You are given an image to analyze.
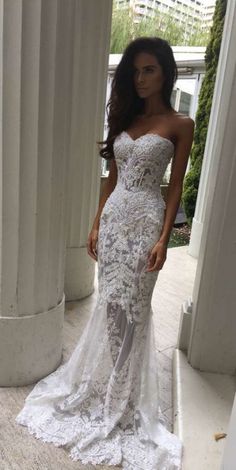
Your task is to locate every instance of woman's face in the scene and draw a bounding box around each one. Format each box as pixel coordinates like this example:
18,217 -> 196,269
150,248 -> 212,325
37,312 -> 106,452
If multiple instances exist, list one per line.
133,52 -> 165,98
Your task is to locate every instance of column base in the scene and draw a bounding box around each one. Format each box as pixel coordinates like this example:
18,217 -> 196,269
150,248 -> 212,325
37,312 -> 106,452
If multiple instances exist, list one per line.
173,348 -> 236,470
188,216 -> 203,258
177,297 -> 193,351
65,246 -> 95,300
0,294 -> 65,386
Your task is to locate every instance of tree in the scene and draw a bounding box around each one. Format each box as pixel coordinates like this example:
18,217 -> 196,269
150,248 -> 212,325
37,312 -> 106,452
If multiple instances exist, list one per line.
110,7 -> 134,54
110,3 -> 212,52
188,18 -> 211,46
133,10 -> 185,45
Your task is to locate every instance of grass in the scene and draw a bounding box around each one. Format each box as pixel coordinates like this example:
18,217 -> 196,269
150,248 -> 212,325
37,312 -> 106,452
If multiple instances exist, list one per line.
168,223 -> 191,248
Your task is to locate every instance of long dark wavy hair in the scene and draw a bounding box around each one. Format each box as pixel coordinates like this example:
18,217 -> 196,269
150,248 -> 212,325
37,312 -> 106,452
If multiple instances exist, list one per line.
97,36 -> 178,160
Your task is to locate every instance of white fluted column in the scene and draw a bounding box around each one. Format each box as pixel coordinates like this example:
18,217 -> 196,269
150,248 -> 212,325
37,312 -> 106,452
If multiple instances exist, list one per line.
64,0 -> 112,300
188,25 -> 228,259
0,0 -> 74,386
178,0 -> 236,373
221,393 -> 236,469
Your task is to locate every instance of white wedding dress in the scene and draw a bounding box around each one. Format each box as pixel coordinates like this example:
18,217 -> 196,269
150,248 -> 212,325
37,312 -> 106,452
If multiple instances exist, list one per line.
15,130 -> 183,469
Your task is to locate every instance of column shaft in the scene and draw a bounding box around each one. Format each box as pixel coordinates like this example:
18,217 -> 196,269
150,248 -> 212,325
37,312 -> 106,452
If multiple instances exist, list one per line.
178,0 -> 236,374
64,0 -> 112,300
0,0 -> 74,386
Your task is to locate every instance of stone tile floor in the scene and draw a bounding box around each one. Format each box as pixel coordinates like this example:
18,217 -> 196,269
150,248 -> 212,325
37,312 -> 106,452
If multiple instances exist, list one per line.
0,245 -> 197,470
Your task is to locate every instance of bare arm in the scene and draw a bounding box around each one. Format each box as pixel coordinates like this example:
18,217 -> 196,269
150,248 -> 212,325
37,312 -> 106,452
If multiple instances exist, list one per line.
92,158 -> 118,230
87,158 -> 117,261
146,117 -> 195,272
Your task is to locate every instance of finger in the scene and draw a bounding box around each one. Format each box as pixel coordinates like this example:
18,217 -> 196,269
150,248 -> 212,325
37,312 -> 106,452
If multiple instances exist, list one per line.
92,240 -> 98,253
145,262 -> 156,272
92,240 -> 98,257
87,242 -> 97,261
92,246 -> 98,259
145,258 -> 154,269
148,261 -> 164,272
88,237 -> 96,251
145,258 -> 164,272
93,246 -> 97,255
146,265 -> 160,272
147,251 -> 156,262
147,252 -> 155,264
87,248 -> 96,261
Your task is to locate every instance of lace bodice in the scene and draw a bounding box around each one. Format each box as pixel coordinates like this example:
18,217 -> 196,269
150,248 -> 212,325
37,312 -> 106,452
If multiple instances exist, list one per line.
102,131 -> 174,226
115,130 -> 174,192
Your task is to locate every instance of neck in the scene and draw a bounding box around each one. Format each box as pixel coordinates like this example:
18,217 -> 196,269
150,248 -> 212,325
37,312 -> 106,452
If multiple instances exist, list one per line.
142,95 -> 170,117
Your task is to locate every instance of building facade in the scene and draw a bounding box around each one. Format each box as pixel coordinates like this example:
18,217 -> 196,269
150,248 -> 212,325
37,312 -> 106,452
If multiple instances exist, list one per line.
115,0 -> 216,41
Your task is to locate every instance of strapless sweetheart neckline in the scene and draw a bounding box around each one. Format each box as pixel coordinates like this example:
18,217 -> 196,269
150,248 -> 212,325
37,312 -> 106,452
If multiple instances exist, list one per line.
122,130 -> 175,150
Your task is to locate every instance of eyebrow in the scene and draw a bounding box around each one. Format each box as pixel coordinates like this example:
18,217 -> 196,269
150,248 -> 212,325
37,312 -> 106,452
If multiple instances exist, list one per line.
133,65 -> 157,70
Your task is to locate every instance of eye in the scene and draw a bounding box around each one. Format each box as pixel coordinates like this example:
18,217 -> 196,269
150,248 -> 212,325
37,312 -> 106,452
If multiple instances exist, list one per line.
145,68 -> 154,72
134,67 -> 154,75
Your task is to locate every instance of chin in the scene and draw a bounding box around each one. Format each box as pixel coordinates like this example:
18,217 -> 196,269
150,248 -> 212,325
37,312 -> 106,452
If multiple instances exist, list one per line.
137,90 -> 149,97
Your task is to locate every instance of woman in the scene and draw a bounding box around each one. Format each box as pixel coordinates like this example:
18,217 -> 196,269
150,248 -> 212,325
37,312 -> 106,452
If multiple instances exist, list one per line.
16,37 -> 194,469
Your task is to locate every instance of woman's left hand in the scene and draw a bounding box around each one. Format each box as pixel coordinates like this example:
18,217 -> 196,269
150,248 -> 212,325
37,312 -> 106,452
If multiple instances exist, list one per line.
145,240 -> 168,272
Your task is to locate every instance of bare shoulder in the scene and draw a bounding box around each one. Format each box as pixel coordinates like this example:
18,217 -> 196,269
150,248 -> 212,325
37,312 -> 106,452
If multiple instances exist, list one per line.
171,112 -> 195,143
171,111 -> 194,124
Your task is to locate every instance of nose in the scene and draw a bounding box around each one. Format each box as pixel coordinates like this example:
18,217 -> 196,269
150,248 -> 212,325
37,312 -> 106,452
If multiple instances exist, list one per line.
136,72 -> 144,84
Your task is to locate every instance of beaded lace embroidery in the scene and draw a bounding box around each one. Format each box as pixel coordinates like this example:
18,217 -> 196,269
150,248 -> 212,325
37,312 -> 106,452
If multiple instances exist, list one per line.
15,132 -> 183,469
